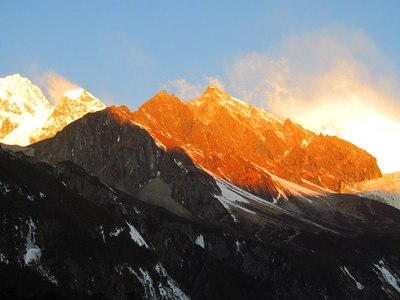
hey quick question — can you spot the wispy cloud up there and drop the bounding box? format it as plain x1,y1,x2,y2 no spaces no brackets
40,72,81,105
204,76,225,90
165,76,225,101
227,26,400,173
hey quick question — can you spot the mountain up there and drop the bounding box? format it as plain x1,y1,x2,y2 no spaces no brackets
131,86,382,196
1,76,400,299
1,105,399,299
0,74,105,145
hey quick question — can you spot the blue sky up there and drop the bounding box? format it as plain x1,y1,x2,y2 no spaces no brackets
2,1,400,171
1,1,399,106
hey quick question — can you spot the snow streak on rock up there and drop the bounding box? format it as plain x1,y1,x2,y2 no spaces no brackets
374,260,400,293
126,222,149,249
155,263,190,300
340,266,364,290
24,218,41,265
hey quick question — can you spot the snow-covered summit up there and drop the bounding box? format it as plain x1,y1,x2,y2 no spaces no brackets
0,74,49,107
0,74,53,145
31,88,106,143
0,74,106,145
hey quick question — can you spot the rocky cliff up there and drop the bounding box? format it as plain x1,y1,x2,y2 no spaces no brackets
31,106,231,224
131,86,382,195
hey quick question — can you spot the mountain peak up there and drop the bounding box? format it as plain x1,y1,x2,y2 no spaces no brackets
201,85,231,100
0,74,53,145
152,90,180,102
0,73,49,107
1,73,28,85
105,105,133,124
137,90,182,115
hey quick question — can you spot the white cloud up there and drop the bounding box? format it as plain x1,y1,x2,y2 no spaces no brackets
227,26,400,173
164,79,203,101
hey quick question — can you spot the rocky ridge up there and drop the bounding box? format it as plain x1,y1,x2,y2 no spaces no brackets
131,86,382,195
31,106,231,224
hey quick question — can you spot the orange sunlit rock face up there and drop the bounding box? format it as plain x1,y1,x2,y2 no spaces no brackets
130,86,382,196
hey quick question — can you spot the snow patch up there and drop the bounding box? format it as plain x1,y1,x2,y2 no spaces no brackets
374,260,400,293
37,265,58,285
155,263,190,300
215,179,279,217
126,222,149,249
0,253,10,265
98,226,106,243
215,178,338,234
64,89,85,99
24,218,41,265
301,138,308,148
0,181,11,194
128,267,157,299
110,227,124,237
195,234,205,248
174,158,188,172
235,241,244,255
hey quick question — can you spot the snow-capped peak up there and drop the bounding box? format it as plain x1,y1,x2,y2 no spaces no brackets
0,74,53,145
0,74,106,145
0,74,51,109
30,87,106,143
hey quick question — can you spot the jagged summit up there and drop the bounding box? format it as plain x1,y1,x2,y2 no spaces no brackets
199,85,231,100
192,85,244,107
189,86,283,128
139,90,182,109
31,88,106,143
103,105,134,124
131,86,381,194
